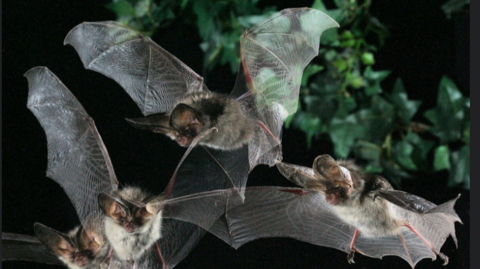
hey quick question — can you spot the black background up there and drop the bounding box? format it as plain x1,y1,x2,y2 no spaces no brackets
2,0,469,269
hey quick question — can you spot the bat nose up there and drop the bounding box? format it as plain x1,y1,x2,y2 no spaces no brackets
124,222,136,233
75,254,87,267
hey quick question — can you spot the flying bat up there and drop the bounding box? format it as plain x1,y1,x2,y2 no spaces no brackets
64,8,340,198
2,67,235,269
206,155,461,268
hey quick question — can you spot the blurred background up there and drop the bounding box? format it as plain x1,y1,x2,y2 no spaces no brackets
3,0,469,268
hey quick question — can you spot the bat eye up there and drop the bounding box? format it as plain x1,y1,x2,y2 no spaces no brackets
188,128,196,137
337,187,346,197
85,250,93,259
119,218,125,223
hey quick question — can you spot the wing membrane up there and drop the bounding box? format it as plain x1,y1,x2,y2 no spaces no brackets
25,67,118,225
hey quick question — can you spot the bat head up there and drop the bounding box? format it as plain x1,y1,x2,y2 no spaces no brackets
312,155,353,205
34,223,105,268
169,103,204,147
98,191,162,234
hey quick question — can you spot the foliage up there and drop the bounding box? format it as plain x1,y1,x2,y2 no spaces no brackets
441,0,470,19
107,0,470,189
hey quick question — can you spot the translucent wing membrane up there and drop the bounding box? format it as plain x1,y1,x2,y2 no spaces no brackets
167,145,250,200
208,187,461,268
25,67,118,225
234,8,339,167
2,233,63,266
65,21,209,116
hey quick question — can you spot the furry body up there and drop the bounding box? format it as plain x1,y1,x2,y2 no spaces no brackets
170,92,255,150
329,160,403,237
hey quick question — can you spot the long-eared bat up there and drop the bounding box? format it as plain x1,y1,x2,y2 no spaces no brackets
205,155,461,268
33,223,110,269
5,66,235,268
63,8,340,199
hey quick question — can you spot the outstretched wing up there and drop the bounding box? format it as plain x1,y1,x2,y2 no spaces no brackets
2,232,63,266
208,187,461,268
232,8,339,167
65,21,209,116
25,67,118,225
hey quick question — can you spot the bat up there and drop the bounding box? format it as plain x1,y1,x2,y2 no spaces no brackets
33,223,110,269
63,8,340,199
2,66,235,268
206,155,461,268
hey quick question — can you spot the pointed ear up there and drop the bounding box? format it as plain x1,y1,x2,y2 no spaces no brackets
78,226,100,254
312,155,342,182
144,194,166,215
126,113,173,134
34,222,73,256
276,162,323,190
170,104,203,128
98,192,125,219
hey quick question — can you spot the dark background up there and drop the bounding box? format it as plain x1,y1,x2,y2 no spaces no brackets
2,0,469,268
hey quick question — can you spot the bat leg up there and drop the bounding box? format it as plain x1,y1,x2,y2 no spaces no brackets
155,242,167,269
347,229,360,264
403,224,449,265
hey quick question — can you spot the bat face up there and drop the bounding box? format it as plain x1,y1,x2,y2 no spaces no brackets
34,223,108,269
98,187,164,261
312,155,353,205
169,104,204,147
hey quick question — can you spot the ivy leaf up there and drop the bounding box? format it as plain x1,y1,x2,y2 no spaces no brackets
394,139,417,171
363,67,391,95
106,0,136,19
353,140,381,161
328,115,365,158
301,65,324,87
442,0,470,19
353,96,394,142
404,132,435,169
293,113,323,148
335,94,356,118
424,76,468,144
134,0,149,17
434,145,451,171
387,79,422,125
449,145,470,189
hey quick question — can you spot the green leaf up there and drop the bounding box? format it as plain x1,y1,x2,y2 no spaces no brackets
394,139,418,170
353,141,381,161
387,78,422,124
434,145,451,171
361,52,375,65
405,132,435,169
106,0,136,18
301,64,324,87
463,120,470,145
335,94,356,118
295,113,323,148
424,76,468,143
363,67,391,95
449,145,470,189
134,0,149,17
328,115,365,158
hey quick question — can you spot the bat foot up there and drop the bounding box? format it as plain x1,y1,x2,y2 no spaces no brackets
437,252,449,265
347,250,355,264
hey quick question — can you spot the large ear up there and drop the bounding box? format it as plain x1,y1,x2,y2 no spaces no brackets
125,113,174,134
144,194,166,215
98,192,125,220
77,226,100,255
312,155,342,182
169,104,203,128
276,162,323,191
34,223,73,256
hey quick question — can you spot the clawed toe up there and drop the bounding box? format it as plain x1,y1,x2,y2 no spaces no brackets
437,252,449,266
347,250,355,264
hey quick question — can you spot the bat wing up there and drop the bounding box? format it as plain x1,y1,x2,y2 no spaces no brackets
143,189,236,269
1,232,63,266
65,21,209,116
207,187,461,268
232,8,339,168
25,67,118,225
360,193,461,267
